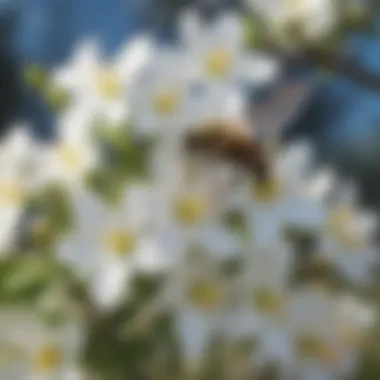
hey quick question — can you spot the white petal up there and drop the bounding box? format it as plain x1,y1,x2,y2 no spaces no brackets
237,53,280,86
91,259,131,309
115,35,154,81
178,8,204,45
248,205,283,248
260,326,292,365
277,140,314,184
0,207,22,254
199,226,240,260
135,237,177,274
305,169,335,200
211,12,242,47
176,308,214,362
101,100,129,125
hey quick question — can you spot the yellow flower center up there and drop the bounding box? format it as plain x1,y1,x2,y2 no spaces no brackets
187,280,223,311
252,178,282,204
153,87,181,116
326,205,364,249
0,182,24,205
33,345,61,373
252,287,283,316
103,230,136,257
295,333,333,361
56,145,83,169
204,48,232,78
173,196,206,225
96,69,122,99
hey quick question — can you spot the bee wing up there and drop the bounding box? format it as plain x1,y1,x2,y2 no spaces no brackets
251,80,314,142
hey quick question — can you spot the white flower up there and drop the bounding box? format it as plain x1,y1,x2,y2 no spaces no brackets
52,35,153,126
222,244,293,367
56,183,159,310
162,253,228,372
0,308,84,380
247,0,337,42
152,151,241,262
332,295,376,378
284,288,346,379
0,125,50,255
0,124,51,193
179,9,279,89
44,106,101,191
130,44,194,138
314,179,379,284
51,38,102,108
334,295,376,343
274,288,375,379
237,140,325,248
185,80,252,133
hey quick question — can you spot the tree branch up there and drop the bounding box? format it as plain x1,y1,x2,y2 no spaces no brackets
301,46,380,91
241,1,380,91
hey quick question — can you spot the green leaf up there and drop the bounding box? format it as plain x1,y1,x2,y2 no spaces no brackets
131,273,164,306
43,84,71,113
223,210,246,233
101,128,154,181
242,16,262,49
40,184,74,234
0,258,57,305
219,257,242,278
83,306,151,380
23,64,48,91
85,167,126,206
351,323,380,380
222,209,249,242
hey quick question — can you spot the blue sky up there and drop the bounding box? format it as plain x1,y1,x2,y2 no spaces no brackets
3,0,380,170
10,0,145,64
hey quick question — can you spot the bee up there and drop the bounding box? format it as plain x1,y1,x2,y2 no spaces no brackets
183,81,313,182
184,120,270,182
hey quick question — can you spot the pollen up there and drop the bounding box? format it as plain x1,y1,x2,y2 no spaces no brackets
295,333,333,361
252,287,283,316
173,196,206,225
252,177,282,204
97,69,122,99
204,48,232,78
33,345,61,373
187,280,223,311
103,229,136,257
153,87,181,116
0,182,24,205
56,145,83,169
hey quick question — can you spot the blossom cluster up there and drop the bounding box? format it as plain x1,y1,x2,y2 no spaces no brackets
0,6,377,380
